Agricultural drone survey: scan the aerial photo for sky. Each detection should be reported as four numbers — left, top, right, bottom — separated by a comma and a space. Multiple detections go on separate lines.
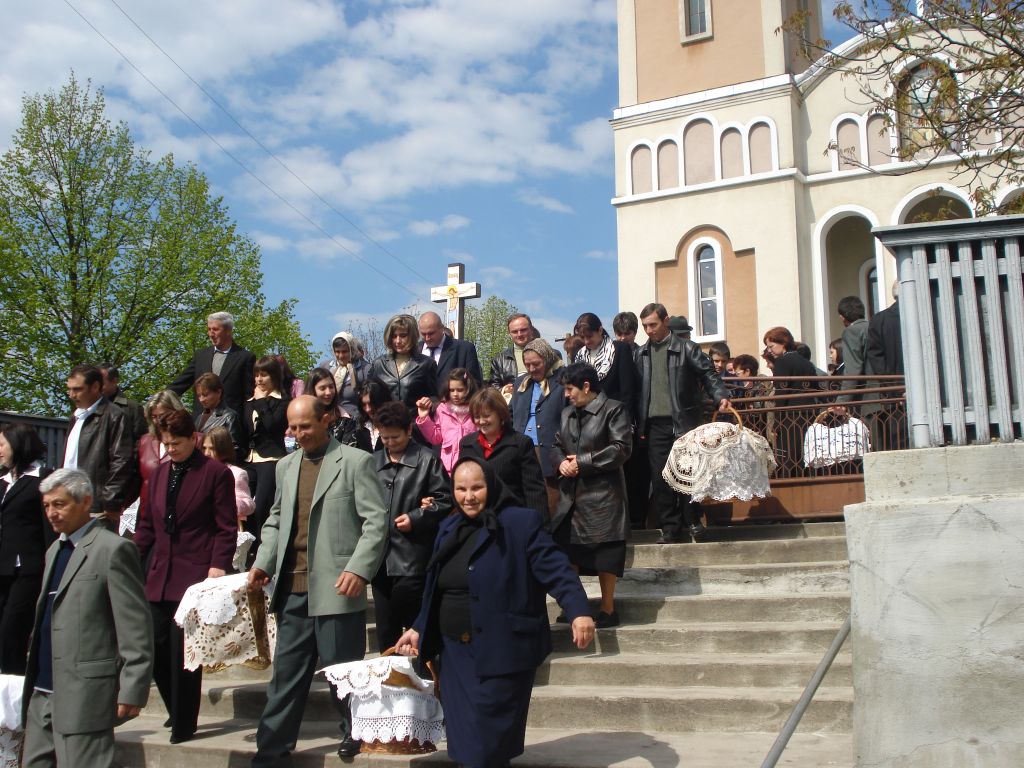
0, 0, 853, 361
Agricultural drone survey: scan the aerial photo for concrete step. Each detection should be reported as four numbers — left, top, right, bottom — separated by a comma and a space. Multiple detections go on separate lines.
582, 561, 849, 596
141, 679, 851, 734
534, 651, 853, 688
631, 521, 846, 544
546, 592, 851, 623
625, 535, 849, 568
115, 717, 853, 767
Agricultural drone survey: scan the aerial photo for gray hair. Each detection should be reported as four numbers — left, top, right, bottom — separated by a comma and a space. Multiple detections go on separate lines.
40, 469, 93, 502
207, 311, 235, 329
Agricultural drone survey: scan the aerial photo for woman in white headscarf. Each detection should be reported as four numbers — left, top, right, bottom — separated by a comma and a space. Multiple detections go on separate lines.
328, 331, 367, 420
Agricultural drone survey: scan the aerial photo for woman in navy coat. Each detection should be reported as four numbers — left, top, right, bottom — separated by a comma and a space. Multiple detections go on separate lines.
396, 457, 595, 768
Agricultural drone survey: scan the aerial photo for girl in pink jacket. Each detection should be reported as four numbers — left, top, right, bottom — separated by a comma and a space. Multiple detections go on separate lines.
415, 368, 478, 474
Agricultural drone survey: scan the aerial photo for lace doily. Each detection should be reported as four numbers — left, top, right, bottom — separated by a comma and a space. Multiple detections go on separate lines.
322, 655, 434, 697
174, 574, 276, 671
803, 417, 871, 468
0, 728, 21, 768
233, 532, 256, 572
663, 421, 777, 502
0, 676, 22, 731
119, 498, 139, 536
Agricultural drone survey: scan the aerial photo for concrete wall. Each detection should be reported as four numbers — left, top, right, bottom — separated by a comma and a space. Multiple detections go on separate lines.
845, 442, 1024, 768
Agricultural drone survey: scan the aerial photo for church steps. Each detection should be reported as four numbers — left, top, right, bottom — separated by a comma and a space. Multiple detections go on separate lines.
578, 560, 850, 595
625, 535, 849, 567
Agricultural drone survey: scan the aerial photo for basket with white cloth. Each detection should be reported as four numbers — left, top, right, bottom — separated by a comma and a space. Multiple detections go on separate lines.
662, 408, 777, 502
802, 411, 871, 468
321, 649, 443, 754
0, 674, 23, 768
173, 572, 277, 673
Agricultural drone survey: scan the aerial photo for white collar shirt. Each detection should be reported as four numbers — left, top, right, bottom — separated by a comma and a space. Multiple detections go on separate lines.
63, 398, 101, 469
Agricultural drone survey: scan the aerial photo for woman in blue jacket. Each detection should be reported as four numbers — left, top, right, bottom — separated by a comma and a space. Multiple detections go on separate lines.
396, 457, 595, 768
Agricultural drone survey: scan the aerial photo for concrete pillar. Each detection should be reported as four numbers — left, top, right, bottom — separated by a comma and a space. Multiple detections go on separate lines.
845, 443, 1024, 767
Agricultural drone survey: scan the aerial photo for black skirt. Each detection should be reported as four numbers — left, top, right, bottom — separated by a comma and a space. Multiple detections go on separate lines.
552, 509, 627, 577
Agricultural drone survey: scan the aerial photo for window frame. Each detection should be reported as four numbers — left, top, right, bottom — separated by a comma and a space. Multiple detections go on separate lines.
686, 236, 726, 343
679, 0, 713, 45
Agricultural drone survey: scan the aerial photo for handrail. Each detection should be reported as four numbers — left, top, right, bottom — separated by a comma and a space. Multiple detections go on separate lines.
760, 615, 851, 768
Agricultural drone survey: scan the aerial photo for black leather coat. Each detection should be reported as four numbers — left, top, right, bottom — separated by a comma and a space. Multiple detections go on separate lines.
374, 441, 452, 576
551, 394, 632, 544
62, 398, 135, 514
369, 353, 439, 408
635, 335, 730, 437
488, 346, 519, 388
244, 395, 290, 459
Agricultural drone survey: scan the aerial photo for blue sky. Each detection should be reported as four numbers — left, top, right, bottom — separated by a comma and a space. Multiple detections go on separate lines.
1, 0, 854, 360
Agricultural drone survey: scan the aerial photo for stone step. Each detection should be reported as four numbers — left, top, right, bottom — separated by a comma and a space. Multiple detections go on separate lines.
553, 593, 851, 624
115, 717, 853, 767
625, 535, 849, 568
534, 651, 853, 688
582, 561, 849, 596
141, 679, 851, 734
630, 521, 846, 544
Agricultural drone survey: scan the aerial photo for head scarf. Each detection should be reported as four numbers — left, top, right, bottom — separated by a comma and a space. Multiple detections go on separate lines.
516, 338, 565, 395
330, 331, 361, 392
428, 456, 515, 569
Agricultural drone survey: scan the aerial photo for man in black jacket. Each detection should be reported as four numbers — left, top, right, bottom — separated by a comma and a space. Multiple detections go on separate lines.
418, 311, 483, 389
865, 281, 906, 450
488, 312, 536, 390
168, 311, 256, 416
61, 365, 135, 521
635, 304, 730, 543
99, 364, 147, 442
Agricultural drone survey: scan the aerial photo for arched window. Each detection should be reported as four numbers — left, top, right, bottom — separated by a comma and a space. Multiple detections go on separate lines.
866, 114, 892, 166
897, 63, 956, 159
684, 120, 715, 185
720, 129, 744, 179
657, 141, 680, 189
836, 118, 862, 171
631, 145, 653, 194
688, 240, 724, 340
748, 122, 774, 174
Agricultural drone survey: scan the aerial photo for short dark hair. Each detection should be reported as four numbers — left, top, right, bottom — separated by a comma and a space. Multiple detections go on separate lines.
708, 342, 731, 359
732, 354, 759, 376
254, 355, 284, 393
155, 409, 195, 439
612, 312, 638, 335
563, 335, 585, 359
99, 363, 119, 380
560, 362, 603, 394
68, 364, 102, 388
639, 303, 668, 321
837, 296, 866, 322
469, 388, 511, 427
203, 425, 236, 464
304, 368, 337, 405
195, 372, 223, 392
573, 312, 603, 336
375, 400, 413, 430
441, 368, 479, 401
0, 422, 46, 473
794, 342, 812, 361
359, 378, 393, 422
506, 312, 532, 329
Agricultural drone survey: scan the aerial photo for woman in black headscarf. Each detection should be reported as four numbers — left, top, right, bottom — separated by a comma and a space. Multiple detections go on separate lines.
395, 457, 594, 768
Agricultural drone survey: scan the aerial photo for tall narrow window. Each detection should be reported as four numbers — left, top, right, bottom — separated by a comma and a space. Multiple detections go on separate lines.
687, 0, 707, 35
696, 244, 719, 337
897, 63, 956, 159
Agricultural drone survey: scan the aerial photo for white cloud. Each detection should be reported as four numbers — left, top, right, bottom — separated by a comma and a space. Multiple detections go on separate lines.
480, 265, 517, 282
442, 249, 476, 264
583, 249, 616, 261
519, 190, 574, 214
409, 214, 471, 237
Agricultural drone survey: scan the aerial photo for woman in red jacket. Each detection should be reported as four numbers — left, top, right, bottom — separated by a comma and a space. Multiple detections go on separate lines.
134, 409, 237, 744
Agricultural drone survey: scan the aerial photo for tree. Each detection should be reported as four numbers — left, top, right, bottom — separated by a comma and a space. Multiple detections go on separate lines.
464, 295, 518, 370
0, 75, 314, 415
787, 0, 1024, 213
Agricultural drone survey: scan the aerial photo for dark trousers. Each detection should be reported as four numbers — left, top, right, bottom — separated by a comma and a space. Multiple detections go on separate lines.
247, 461, 279, 548
253, 593, 366, 768
150, 600, 203, 739
646, 418, 698, 538
624, 435, 651, 530
0, 570, 43, 674
371, 570, 426, 653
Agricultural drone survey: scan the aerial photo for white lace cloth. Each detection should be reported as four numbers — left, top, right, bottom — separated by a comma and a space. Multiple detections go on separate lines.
119, 498, 139, 536
663, 421, 776, 502
0, 675, 22, 768
174, 573, 276, 671
322, 656, 444, 746
803, 417, 871, 468
233, 531, 256, 572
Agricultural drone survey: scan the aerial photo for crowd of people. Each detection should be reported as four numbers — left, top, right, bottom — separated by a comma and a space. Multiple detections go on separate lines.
0, 295, 903, 767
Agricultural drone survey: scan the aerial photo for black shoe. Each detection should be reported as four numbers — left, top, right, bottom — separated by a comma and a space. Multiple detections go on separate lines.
555, 612, 569, 624
338, 736, 361, 758
163, 717, 172, 728
594, 610, 620, 629
169, 732, 193, 744
688, 524, 707, 542
657, 533, 684, 544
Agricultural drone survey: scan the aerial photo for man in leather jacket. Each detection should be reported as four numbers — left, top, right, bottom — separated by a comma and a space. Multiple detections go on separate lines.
635, 304, 731, 543
488, 312, 536, 390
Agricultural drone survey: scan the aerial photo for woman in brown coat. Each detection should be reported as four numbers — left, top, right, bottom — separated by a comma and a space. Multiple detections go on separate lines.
551, 363, 632, 629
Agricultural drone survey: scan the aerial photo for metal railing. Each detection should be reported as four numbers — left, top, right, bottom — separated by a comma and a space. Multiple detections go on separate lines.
874, 215, 1024, 447
0, 411, 69, 469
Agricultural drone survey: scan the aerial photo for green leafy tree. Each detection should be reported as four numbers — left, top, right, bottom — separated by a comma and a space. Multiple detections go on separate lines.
464, 295, 518, 372
0, 75, 313, 415
784, 1, 1024, 213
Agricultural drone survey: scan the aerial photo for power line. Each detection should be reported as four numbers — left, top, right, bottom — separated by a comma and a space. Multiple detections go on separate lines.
61, 0, 422, 299
105, 0, 433, 285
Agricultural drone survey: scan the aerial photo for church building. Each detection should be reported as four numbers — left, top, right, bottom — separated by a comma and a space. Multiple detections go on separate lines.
612, 0, 1011, 364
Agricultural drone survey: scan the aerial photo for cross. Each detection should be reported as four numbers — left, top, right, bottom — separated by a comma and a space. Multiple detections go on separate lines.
430, 263, 480, 339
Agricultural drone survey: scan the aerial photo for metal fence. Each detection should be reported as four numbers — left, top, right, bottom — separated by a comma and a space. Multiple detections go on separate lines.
874, 215, 1024, 448
0, 411, 69, 469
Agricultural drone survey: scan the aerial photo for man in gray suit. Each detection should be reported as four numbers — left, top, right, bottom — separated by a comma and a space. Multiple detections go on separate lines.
248, 395, 387, 765
22, 469, 153, 768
